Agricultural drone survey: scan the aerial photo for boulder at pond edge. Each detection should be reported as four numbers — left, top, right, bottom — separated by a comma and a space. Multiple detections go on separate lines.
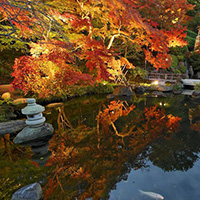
11, 182, 43, 200
113, 86, 133, 96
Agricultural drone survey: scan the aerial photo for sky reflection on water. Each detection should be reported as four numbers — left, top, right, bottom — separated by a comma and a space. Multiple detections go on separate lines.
110, 158, 200, 200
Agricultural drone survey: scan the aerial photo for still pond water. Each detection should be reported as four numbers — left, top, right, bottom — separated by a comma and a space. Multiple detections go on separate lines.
1, 93, 200, 200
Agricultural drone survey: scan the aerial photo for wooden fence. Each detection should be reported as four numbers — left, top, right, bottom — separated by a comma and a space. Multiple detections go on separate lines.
146, 72, 187, 81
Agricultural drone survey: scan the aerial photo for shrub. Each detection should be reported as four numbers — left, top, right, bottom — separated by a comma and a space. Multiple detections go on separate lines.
128, 67, 147, 80
170, 54, 179, 72
87, 82, 114, 94
194, 83, 200, 91
173, 84, 182, 91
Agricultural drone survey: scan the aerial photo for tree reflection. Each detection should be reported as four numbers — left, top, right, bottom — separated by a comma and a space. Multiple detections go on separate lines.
190, 105, 200, 131
42, 100, 182, 199
149, 136, 199, 171
4, 97, 200, 199
148, 103, 200, 172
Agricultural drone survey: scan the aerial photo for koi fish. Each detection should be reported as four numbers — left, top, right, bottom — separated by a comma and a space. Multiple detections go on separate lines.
139, 189, 164, 199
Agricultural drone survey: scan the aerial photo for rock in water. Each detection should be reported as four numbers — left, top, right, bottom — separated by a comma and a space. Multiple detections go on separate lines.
151, 91, 167, 98
11, 182, 43, 200
135, 86, 146, 94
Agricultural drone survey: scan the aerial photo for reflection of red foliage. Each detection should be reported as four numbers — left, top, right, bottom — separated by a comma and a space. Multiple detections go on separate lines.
191, 121, 200, 132
98, 104, 182, 138
144, 106, 181, 134
97, 100, 135, 124
31, 161, 39, 168
42, 104, 182, 199
43, 178, 58, 200
96, 100, 135, 133
166, 114, 182, 133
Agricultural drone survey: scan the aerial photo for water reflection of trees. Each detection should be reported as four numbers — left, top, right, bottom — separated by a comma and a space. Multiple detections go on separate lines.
149, 103, 200, 172
149, 136, 199, 171
43, 100, 182, 199
3, 97, 200, 199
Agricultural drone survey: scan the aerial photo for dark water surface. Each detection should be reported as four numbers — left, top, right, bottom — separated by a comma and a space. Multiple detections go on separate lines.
1, 94, 200, 200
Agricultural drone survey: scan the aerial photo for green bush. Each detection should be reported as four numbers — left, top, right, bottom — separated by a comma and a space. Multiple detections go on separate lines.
177, 55, 184, 62
169, 46, 187, 56
179, 63, 187, 73
173, 84, 182, 91
169, 54, 187, 74
187, 52, 200, 72
128, 67, 147, 80
66, 82, 115, 97
87, 82, 114, 94
170, 54, 178, 69
194, 83, 200, 91
69, 86, 88, 97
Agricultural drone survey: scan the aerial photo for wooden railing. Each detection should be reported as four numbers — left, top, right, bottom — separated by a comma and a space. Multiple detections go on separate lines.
146, 72, 187, 81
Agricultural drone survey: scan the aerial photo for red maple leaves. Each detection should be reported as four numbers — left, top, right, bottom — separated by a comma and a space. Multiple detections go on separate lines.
2, 0, 193, 96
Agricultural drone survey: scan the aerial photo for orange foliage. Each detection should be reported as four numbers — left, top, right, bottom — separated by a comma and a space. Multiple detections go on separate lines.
166, 114, 182, 133
191, 121, 200, 132
11, 41, 94, 98
3, 0, 193, 96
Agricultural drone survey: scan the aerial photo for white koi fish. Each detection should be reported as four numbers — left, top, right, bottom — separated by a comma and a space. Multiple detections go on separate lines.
139, 189, 164, 199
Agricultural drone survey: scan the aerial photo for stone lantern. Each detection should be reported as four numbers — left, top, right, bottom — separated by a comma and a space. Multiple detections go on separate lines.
22, 98, 45, 127
14, 98, 54, 161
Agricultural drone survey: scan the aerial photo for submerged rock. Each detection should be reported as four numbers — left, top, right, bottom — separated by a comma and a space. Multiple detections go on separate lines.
173, 89, 183, 95
151, 91, 167, 98
135, 86, 146, 94
11, 182, 43, 200
106, 94, 115, 99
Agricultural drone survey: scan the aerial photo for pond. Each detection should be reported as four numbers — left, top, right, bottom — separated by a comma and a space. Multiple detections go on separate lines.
1, 93, 200, 200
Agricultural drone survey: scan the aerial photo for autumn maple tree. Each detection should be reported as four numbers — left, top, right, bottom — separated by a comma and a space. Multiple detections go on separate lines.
0, 0, 193, 97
